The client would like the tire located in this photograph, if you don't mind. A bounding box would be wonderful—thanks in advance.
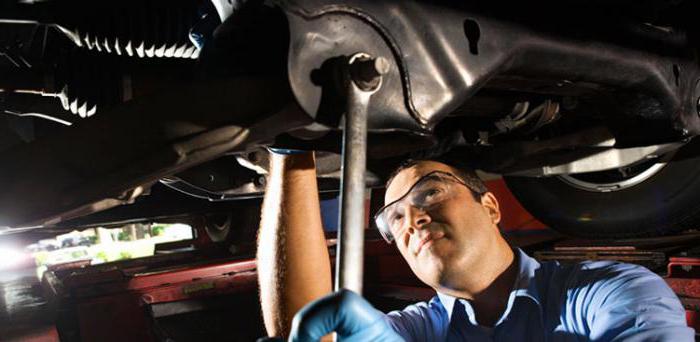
[503,140,700,238]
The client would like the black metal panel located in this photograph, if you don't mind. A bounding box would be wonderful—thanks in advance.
[281,0,700,134]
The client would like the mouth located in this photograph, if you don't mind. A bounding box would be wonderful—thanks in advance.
[415,231,445,255]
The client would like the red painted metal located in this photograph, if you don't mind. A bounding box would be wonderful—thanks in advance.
[126,259,256,290]
[666,256,700,298]
[46,259,92,273]
[138,270,257,304]
[687,310,700,333]
[664,255,700,332]
[484,178,547,232]
[2,324,59,342]
[76,293,153,342]
[669,257,700,274]
[57,256,259,342]
[666,278,700,299]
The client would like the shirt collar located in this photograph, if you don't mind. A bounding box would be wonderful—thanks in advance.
[436,247,542,325]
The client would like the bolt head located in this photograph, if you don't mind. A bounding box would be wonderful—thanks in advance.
[348,54,389,91]
[254,176,266,187]
[374,57,390,75]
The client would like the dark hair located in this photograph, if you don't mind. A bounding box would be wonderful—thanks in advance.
[385,158,488,201]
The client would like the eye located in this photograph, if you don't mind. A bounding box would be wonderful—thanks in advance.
[426,188,441,197]
[390,212,404,224]
[418,187,443,203]
[388,212,405,237]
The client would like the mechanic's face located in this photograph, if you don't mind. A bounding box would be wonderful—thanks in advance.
[384,161,501,290]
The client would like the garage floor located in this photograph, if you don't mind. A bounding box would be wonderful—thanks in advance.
[0,268,58,342]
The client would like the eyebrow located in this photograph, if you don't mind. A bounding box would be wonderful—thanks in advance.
[384,205,398,218]
[385,174,442,204]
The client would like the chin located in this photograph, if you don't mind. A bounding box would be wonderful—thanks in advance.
[415,260,451,288]
[415,271,442,289]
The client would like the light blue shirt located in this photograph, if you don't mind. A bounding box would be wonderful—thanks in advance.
[386,248,694,341]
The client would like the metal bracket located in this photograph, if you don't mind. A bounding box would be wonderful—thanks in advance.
[510,141,685,177]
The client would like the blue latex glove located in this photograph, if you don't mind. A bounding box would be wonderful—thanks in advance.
[288,290,404,342]
[267,147,309,155]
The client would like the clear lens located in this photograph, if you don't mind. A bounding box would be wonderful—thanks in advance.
[374,210,394,242]
[374,172,462,244]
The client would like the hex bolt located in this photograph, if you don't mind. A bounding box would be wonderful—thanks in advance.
[254,175,266,187]
[349,56,390,91]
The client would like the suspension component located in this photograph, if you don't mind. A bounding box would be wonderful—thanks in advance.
[1,0,205,59]
[493,100,560,136]
[1,49,127,118]
[59,0,203,59]
[53,50,128,117]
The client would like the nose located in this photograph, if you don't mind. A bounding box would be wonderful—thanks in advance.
[406,205,432,236]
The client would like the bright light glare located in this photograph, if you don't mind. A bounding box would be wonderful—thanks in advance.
[0,248,27,270]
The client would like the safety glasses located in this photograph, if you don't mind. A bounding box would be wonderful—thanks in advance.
[373,171,485,243]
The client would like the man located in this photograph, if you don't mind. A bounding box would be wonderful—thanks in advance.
[257,151,694,341]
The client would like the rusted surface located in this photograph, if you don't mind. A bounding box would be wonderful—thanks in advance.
[666,278,700,299]
[666,253,700,299]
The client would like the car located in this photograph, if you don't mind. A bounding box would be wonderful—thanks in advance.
[59,236,92,248]
[1,0,700,239]
[27,239,61,252]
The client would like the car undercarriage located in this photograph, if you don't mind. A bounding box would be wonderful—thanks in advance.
[2,0,700,238]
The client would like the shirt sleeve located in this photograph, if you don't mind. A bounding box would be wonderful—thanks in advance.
[565,261,694,341]
[384,298,448,341]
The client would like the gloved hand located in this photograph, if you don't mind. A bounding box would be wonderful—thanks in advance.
[288,289,405,342]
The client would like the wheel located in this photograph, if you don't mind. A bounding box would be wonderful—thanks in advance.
[503,140,700,238]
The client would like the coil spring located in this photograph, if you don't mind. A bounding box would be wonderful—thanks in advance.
[0,22,38,69]
[53,49,125,118]
[56,0,202,59]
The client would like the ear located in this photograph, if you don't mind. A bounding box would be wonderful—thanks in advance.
[479,192,501,226]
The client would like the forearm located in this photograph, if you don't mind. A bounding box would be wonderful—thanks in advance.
[257,152,332,337]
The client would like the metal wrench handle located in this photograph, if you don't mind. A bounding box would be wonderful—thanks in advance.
[335,53,388,294]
